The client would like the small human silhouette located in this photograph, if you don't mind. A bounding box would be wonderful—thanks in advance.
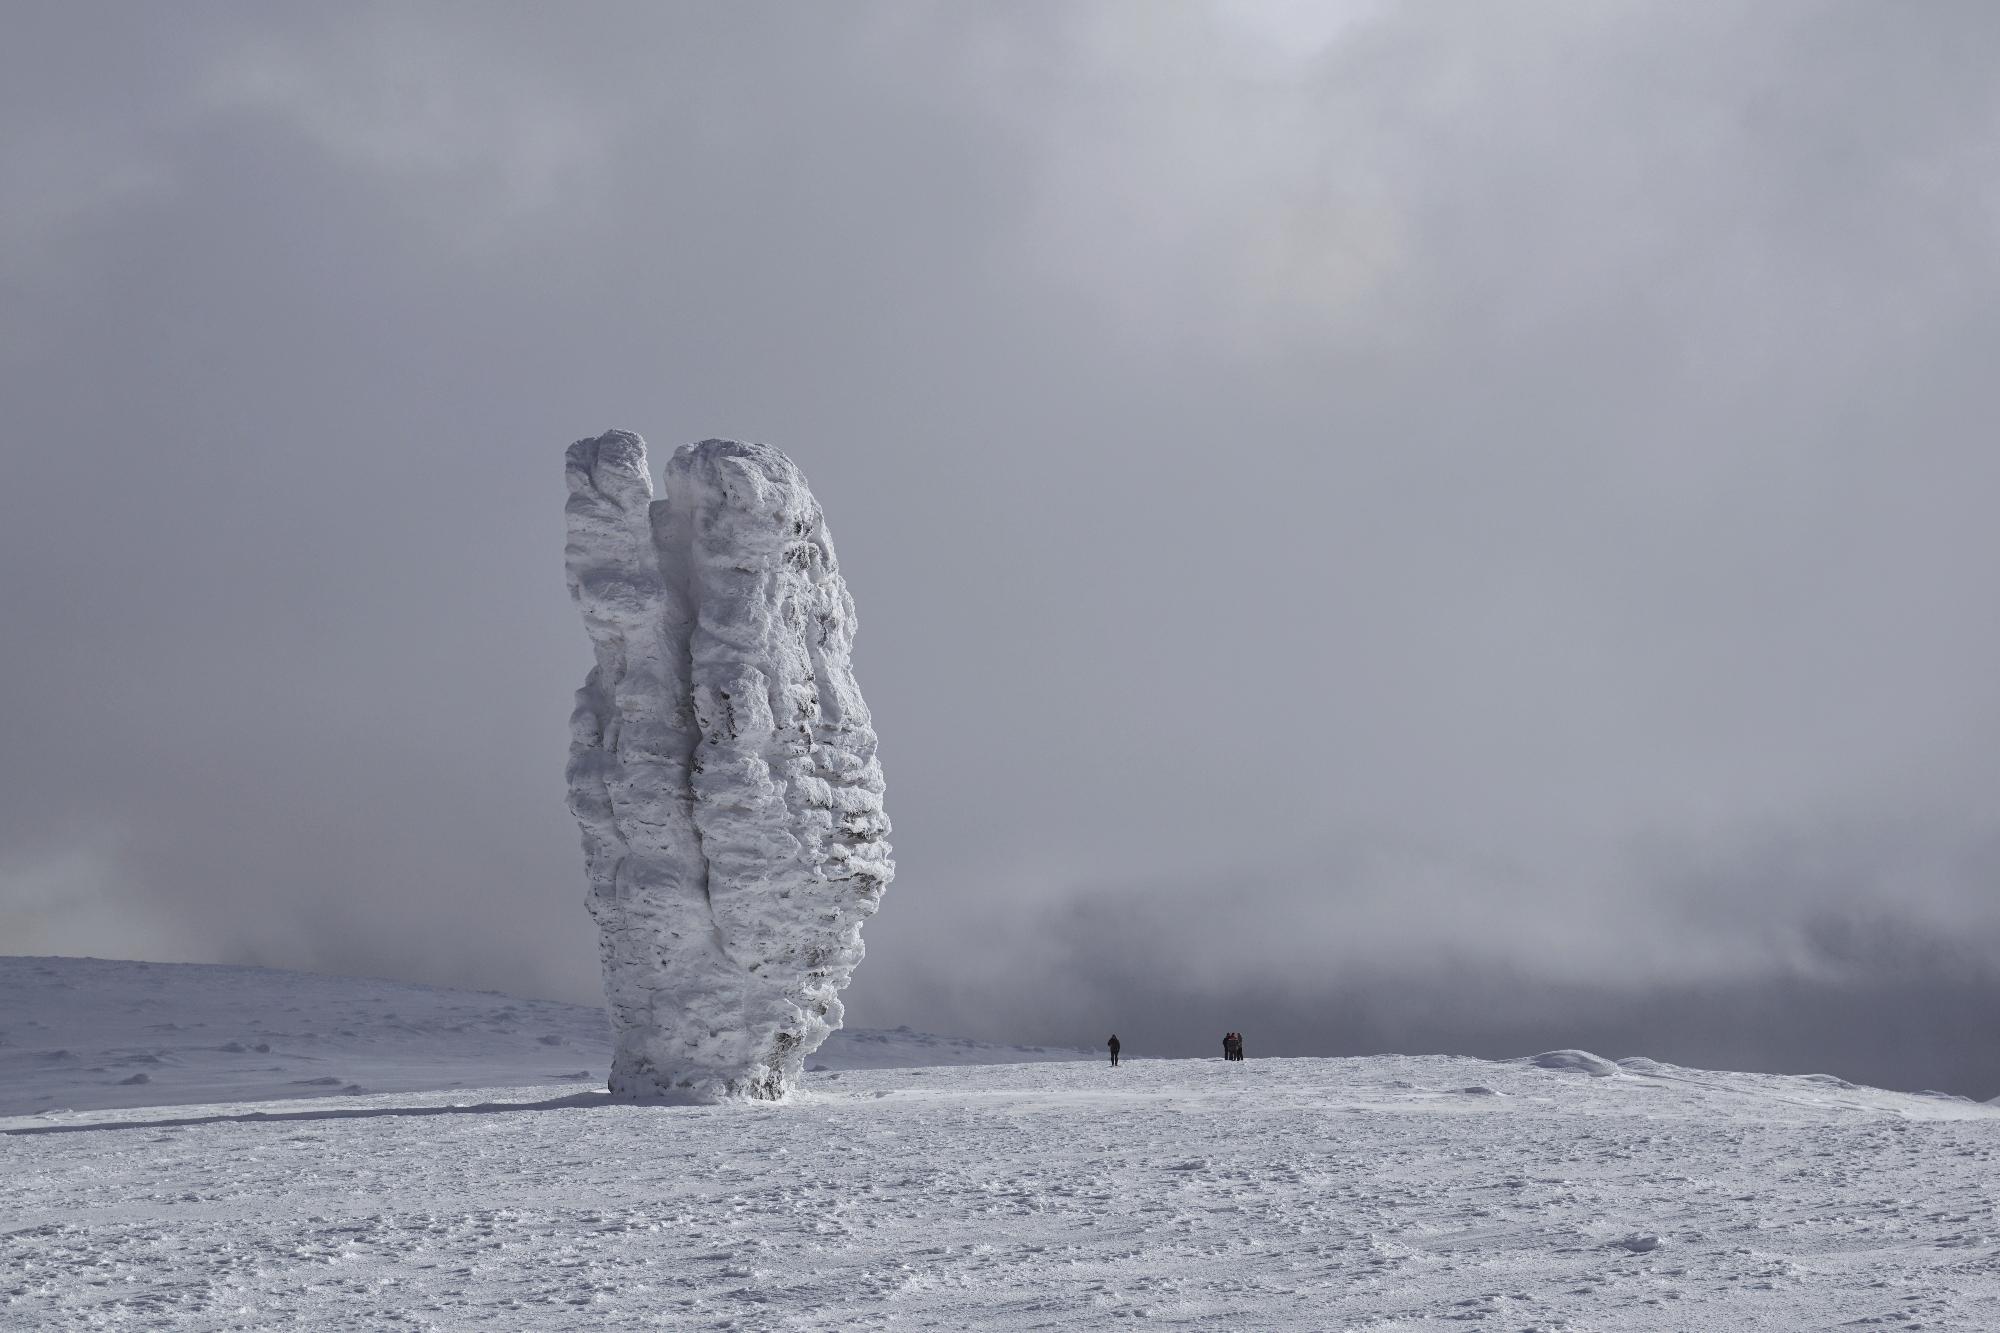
[1107,1034,1121,1066]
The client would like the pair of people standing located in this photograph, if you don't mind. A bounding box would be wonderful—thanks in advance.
[1105,1033,1246,1064]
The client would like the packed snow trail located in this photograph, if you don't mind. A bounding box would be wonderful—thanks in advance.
[564,432,892,1104]
[6,1055,1997,1329]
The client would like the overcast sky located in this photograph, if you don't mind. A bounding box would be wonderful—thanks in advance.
[5,2,1998,1094]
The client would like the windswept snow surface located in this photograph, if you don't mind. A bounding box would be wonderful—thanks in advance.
[0,958,1083,1117]
[6,960,1996,1327]
[6,1053,1998,1329]
[565,432,893,1103]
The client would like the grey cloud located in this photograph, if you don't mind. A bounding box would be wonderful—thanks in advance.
[3,2,1997,1093]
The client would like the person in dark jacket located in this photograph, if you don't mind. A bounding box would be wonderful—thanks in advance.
[1107,1034,1121,1066]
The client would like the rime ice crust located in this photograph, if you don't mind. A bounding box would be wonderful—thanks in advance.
[564,432,892,1102]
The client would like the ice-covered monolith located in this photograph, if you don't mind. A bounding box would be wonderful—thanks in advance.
[564,431,893,1102]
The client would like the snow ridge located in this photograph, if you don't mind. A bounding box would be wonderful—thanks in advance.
[564,432,892,1102]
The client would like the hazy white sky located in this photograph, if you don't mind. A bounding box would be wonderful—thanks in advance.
[5,1,1998,1091]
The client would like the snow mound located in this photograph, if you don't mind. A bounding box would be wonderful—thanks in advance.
[1800,1072,1859,1090]
[1529,1049,1622,1077]
[565,432,893,1103]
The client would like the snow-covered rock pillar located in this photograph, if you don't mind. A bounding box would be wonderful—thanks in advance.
[564,431,893,1102]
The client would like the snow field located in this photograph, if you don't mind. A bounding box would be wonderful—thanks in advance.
[0,957,1085,1117]
[7,1053,1998,1330]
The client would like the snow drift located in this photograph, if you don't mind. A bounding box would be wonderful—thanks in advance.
[564,432,893,1102]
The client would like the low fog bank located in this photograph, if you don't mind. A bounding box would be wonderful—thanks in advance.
[852,863,2000,1099]
[862,959,2000,1100]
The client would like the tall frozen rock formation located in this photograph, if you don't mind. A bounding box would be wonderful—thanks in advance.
[564,431,893,1102]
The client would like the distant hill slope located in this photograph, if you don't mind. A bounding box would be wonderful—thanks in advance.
[0,956,1089,1115]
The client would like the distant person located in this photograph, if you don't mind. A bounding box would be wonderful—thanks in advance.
[1222,1032,1233,1061]
[1107,1034,1121,1067]
[1233,1032,1245,1061]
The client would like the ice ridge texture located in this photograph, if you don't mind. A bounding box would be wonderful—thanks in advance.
[564,431,893,1102]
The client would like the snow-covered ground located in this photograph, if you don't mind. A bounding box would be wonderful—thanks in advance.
[0,957,1086,1117]
[5,959,1999,1329]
